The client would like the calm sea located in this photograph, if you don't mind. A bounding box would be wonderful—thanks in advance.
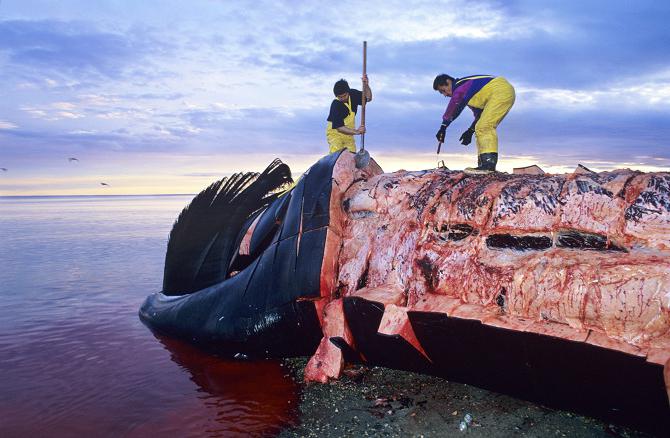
[0,195,299,437]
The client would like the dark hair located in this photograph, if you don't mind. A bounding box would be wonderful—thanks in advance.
[433,74,456,90]
[333,79,350,96]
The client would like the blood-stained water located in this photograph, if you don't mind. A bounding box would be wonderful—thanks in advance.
[0,195,299,437]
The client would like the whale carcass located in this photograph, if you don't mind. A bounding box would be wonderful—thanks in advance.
[140,151,670,433]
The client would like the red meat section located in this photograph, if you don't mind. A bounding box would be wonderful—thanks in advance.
[307,153,670,409]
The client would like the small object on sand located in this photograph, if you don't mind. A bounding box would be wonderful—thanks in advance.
[373,397,390,407]
[459,413,473,432]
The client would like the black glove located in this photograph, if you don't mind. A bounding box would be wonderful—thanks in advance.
[435,124,447,143]
[459,128,475,145]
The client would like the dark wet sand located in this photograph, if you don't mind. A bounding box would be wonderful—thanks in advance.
[279,358,656,438]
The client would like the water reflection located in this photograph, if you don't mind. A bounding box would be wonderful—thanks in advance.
[0,195,300,438]
[129,335,300,437]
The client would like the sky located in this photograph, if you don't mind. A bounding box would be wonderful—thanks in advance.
[1,0,669,195]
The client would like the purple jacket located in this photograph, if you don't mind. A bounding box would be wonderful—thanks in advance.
[442,75,495,126]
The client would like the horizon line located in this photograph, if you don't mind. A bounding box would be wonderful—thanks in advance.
[0,193,196,199]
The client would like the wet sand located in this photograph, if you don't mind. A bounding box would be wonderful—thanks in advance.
[279,358,655,438]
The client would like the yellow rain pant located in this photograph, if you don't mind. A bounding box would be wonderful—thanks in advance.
[468,77,515,155]
[326,97,356,154]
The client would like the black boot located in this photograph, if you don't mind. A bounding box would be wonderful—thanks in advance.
[479,152,498,171]
[466,153,498,174]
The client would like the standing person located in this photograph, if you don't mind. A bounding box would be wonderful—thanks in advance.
[326,76,372,154]
[433,74,515,173]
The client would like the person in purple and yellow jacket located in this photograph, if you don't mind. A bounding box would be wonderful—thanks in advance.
[326,77,372,154]
[433,74,515,173]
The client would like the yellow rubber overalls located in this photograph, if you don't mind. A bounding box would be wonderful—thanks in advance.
[466,77,515,155]
[326,96,356,154]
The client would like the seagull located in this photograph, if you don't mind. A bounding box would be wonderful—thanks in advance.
[68,157,79,162]
[100,182,110,186]
[0,168,7,171]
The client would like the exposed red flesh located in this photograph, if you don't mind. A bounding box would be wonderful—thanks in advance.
[305,153,670,405]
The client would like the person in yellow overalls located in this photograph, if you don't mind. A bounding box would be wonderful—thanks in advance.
[433,74,515,173]
[326,76,372,154]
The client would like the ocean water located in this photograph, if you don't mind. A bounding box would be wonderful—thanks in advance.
[0,195,298,437]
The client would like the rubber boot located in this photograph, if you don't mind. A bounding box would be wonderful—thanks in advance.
[465,153,498,174]
[479,152,498,171]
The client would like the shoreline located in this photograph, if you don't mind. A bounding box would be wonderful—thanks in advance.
[278,357,654,438]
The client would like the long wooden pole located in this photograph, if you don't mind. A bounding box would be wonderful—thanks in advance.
[361,41,367,151]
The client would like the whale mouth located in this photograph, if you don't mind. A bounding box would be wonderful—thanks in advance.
[140,151,380,357]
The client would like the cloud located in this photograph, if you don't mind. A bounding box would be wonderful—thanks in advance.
[0,120,18,129]
[516,78,670,112]
[19,101,88,121]
[0,124,188,159]
[0,19,171,82]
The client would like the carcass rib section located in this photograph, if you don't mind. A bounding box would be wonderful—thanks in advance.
[308,161,670,421]
[344,168,670,353]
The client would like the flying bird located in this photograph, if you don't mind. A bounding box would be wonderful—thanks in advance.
[100,182,110,186]
[0,168,7,171]
[68,157,79,162]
